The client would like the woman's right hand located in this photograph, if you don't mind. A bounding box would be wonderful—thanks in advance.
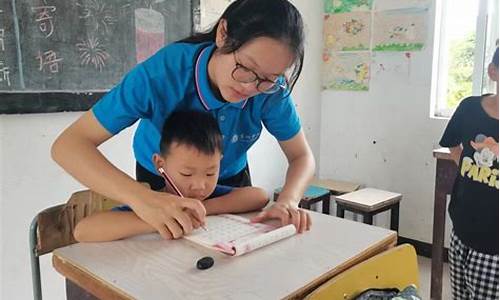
[130,191,206,240]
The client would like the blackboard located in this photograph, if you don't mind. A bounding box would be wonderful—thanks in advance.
[0,0,199,114]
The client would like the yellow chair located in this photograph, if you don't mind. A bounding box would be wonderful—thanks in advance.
[29,189,120,300]
[306,244,419,300]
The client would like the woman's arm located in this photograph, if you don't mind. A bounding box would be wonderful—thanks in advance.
[275,129,316,206]
[203,187,269,215]
[52,111,152,209]
[51,110,206,240]
[74,211,155,242]
[251,130,315,233]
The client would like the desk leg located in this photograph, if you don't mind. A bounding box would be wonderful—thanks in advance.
[336,204,345,218]
[300,200,311,210]
[390,203,400,232]
[66,279,99,300]
[363,213,373,225]
[321,195,331,215]
[431,159,457,300]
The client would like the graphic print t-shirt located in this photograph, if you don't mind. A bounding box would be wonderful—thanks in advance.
[440,95,499,254]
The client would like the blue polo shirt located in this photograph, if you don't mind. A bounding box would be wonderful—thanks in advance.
[93,42,301,180]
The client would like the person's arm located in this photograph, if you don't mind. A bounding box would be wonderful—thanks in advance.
[251,130,315,233]
[203,187,269,215]
[440,99,466,166]
[51,110,206,240]
[74,211,156,242]
[275,130,315,206]
[448,145,463,166]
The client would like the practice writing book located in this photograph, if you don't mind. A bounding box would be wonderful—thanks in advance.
[184,214,296,256]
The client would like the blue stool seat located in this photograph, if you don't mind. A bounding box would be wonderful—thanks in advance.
[273,185,331,214]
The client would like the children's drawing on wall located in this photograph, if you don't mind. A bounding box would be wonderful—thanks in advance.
[322,51,370,91]
[324,0,373,14]
[198,0,233,31]
[372,8,427,51]
[374,0,429,11]
[323,12,371,51]
[370,51,414,82]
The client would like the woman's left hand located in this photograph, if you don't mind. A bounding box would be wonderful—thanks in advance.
[250,201,311,233]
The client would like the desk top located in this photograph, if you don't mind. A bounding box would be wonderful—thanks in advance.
[335,188,402,211]
[53,212,396,300]
[433,148,453,160]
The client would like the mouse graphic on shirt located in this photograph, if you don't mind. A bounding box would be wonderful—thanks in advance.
[460,134,499,190]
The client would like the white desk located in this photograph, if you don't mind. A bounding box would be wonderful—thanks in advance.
[53,212,396,300]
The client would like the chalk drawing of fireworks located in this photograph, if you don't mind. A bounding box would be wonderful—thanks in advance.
[76,36,110,72]
[138,0,174,18]
[76,0,117,35]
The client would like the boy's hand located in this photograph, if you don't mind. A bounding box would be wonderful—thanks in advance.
[250,201,311,233]
[131,192,206,240]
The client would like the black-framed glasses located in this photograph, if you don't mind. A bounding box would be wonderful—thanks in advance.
[231,52,287,94]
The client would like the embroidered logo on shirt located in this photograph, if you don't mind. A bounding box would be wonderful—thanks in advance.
[228,133,260,144]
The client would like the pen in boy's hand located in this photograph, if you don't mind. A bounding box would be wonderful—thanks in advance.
[158,167,208,231]
[200,223,208,232]
[189,210,208,231]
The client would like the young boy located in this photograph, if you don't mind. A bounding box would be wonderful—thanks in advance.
[439,47,499,299]
[74,110,269,242]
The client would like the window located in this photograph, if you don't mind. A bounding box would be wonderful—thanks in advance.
[432,0,498,118]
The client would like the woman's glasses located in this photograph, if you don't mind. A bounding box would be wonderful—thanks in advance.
[231,52,287,94]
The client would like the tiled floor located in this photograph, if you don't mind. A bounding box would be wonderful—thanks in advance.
[417,255,452,299]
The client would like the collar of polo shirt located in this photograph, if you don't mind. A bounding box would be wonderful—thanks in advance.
[195,44,249,111]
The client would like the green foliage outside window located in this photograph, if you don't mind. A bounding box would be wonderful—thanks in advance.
[446,32,475,108]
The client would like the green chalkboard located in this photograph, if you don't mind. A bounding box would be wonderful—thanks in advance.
[0,0,199,114]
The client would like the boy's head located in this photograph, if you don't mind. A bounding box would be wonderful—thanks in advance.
[153,110,223,200]
[488,47,499,86]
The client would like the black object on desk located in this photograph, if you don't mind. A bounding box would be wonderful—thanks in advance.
[196,256,214,270]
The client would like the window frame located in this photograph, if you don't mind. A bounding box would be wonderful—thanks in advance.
[432,0,497,118]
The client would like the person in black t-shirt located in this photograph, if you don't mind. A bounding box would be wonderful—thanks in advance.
[440,47,499,300]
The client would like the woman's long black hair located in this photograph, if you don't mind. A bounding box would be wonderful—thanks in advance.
[179,0,304,93]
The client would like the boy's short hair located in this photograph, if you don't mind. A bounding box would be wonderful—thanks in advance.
[492,47,499,67]
[159,110,223,156]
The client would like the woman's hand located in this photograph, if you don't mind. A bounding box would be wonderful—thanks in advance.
[130,191,206,239]
[250,200,311,233]
[262,129,314,233]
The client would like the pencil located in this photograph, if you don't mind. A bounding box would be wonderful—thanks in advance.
[158,168,208,231]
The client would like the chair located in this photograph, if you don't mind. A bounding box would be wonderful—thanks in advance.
[29,189,119,300]
[305,244,419,300]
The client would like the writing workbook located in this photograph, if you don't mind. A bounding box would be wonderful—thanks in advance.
[184,214,297,256]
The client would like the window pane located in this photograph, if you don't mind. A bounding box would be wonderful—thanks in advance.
[444,0,478,109]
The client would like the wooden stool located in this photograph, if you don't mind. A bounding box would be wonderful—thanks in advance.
[334,188,402,232]
[309,178,361,195]
[273,186,331,214]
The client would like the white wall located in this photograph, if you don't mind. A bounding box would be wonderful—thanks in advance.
[0,2,323,299]
[319,1,452,242]
[1,113,137,300]
[289,0,323,164]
